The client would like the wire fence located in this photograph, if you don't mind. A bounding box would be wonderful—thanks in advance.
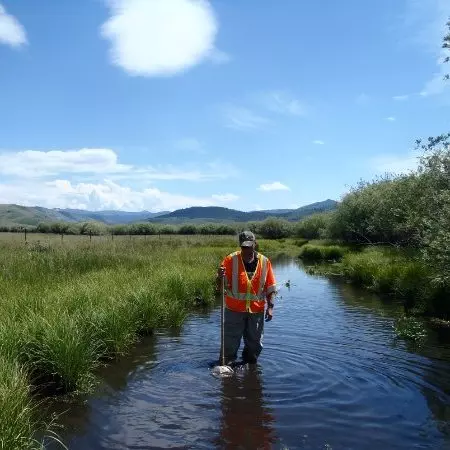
[0,231,237,246]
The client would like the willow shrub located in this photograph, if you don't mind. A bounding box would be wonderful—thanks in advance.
[294,213,332,239]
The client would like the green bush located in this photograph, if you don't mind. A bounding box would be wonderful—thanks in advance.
[299,245,323,261]
[158,225,177,235]
[258,217,293,239]
[328,174,423,246]
[294,213,331,239]
[128,223,158,235]
[178,224,198,235]
[80,221,107,236]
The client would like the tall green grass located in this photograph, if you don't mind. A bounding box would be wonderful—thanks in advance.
[0,356,41,450]
[0,236,237,448]
[299,244,348,262]
[0,234,291,448]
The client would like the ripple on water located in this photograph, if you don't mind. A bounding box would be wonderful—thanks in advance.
[47,260,450,450]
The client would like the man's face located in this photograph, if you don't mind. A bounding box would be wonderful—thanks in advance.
[240,245,255,260]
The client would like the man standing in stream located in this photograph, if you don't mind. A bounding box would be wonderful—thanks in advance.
[217,231,277,365]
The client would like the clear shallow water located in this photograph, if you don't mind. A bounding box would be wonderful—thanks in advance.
[47,257,450,449]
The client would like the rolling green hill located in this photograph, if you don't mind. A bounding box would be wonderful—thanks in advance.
[0,205,65,228]
[0,199,338,229]
[0,205,167,228]
[148,199,338,224]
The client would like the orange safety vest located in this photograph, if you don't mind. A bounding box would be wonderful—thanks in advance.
[222,251,276,313]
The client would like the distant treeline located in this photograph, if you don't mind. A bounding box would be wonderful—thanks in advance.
[1,219,297,238]
[0,215,338,240]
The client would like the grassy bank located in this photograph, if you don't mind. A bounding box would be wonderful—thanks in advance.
[300,243,450,318]
[0,234,293,449]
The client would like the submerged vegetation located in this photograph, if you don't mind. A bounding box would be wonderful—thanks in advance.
[393,316,427,343]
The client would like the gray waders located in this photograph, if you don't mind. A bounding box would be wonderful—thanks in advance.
[224,308,264,364]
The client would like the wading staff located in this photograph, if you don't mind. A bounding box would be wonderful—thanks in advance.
[211,271,233,375]
[220,276,225,366]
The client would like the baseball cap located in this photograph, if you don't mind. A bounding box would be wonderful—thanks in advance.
[239,230,256,247]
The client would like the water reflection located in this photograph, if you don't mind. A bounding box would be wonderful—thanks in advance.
[44,258,450,450]
[405,333,450,441]
[215,365,276,449]
[269,254,295,269]
[330,277,403,318]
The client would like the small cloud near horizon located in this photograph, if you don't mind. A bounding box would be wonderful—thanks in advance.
[393,94,410,101]
[258,181,290,192]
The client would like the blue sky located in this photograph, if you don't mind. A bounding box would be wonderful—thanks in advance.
[0,0,449,212]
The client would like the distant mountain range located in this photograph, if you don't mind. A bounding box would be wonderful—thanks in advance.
[0,205,167,228]
[148,200,338,223]
[0,199,338,228]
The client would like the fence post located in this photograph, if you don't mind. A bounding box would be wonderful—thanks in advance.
[24,228,27,243]
[111,232,114,241]
[89,231,92,242]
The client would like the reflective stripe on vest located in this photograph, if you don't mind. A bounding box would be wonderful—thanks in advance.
[225,252,269,313]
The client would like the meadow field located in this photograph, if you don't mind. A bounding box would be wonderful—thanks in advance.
[0,233,298,449]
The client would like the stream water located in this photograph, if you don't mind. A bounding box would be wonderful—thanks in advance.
[47,257,450,449]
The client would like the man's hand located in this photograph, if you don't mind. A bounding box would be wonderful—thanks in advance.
[216,266,225,292]
[217,266,225,278]
[265,307,273,322]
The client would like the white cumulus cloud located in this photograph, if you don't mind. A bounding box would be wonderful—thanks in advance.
[101,0,227,77]
[0,179,239,211]
[385,116,396,122]
[0,4,27,47]
[258,182,290,192]
[313,140,325,145]
[0,148,236,181]
[0,148,131,177]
